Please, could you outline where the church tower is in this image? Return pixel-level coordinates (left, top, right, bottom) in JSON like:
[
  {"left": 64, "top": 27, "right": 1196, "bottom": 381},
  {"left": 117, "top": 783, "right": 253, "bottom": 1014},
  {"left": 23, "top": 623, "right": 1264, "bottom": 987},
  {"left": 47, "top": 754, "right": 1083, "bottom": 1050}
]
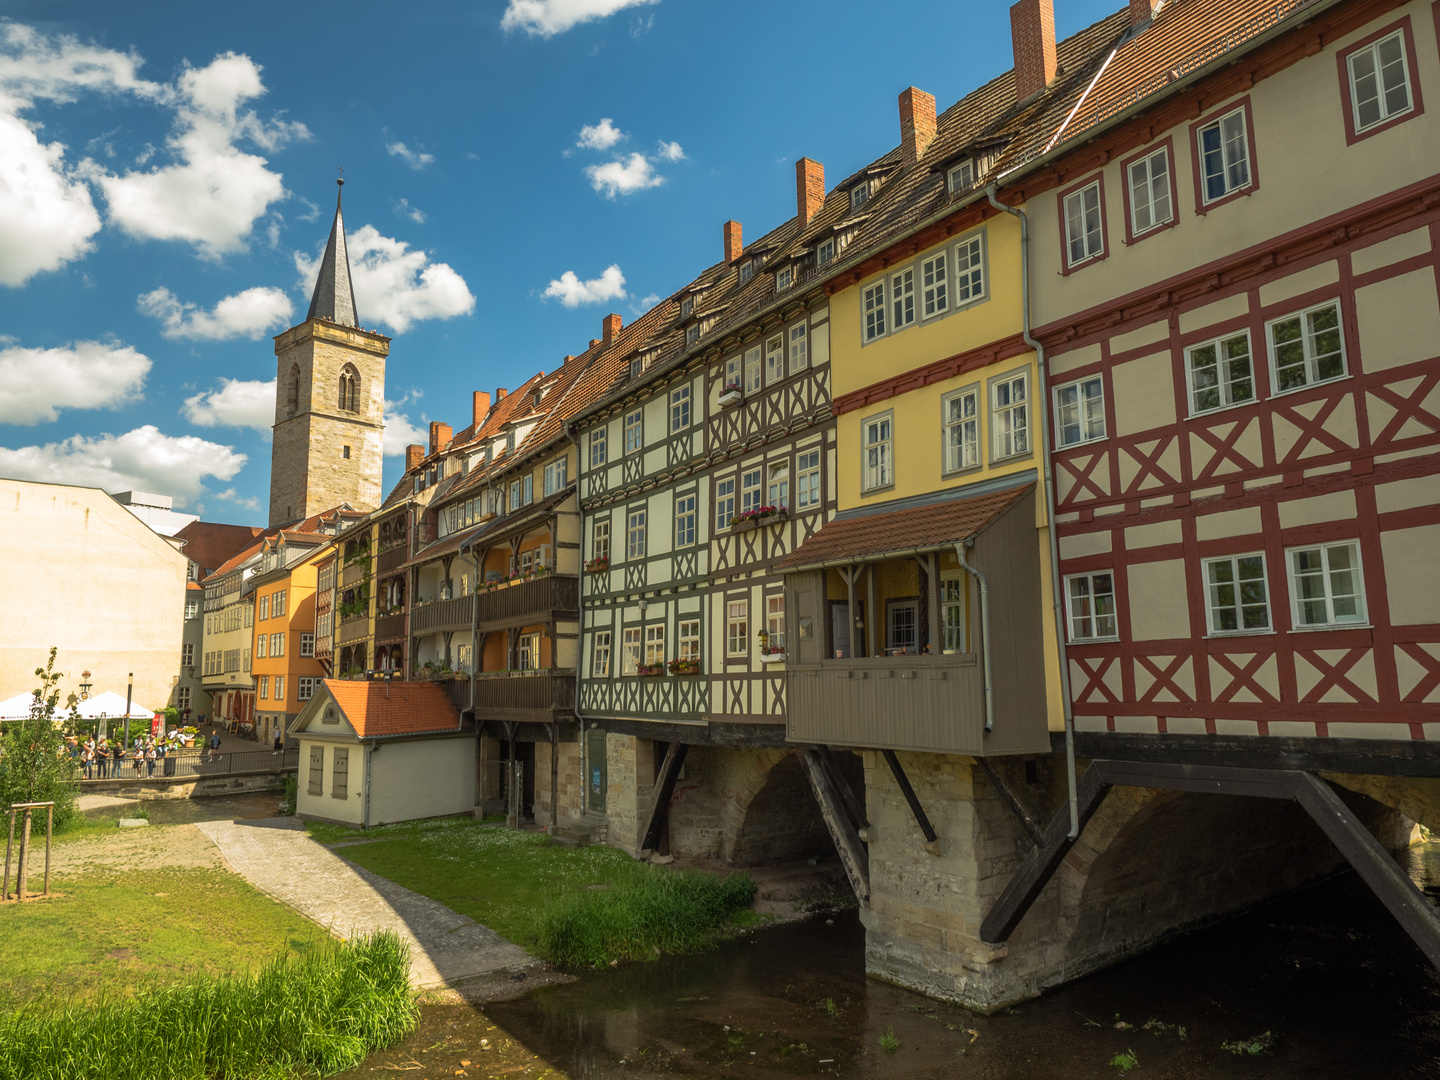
[{"left": 268, "top": 180, "right": 389, "bottom": 528}]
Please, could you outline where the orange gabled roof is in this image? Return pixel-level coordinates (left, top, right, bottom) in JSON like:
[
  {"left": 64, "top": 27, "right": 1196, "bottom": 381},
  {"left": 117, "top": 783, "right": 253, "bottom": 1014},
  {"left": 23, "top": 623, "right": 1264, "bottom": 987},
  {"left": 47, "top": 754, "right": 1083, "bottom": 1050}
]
[{"left": 319, "top": 679, "right": 462, "bottom": 738}]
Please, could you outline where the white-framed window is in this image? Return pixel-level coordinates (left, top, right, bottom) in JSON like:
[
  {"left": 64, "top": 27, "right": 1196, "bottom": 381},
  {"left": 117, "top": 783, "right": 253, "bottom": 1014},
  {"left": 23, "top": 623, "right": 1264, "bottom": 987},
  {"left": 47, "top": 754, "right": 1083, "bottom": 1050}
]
[
  {"left": 523, "top": 474, "right": 533, "bottom": 505},
  {"left": 1054, "top": 376, "right": 1106, "bottom": 447},
  {"left": 256, "top": 635, "right": 267, "bottom": 659},
  {"left": 943, "top": 387, "right": 980, "bottom": 473},
  {"left": 1063, "top": 181, "right": 1103, "bottom": 265},
  {"left": 590, "top": 428, "right": 607, "bottom": 468},
  {"left": 1205, "top": 553, "right": 1271, "bottom": 634},
  {"left": 788, "top": 323, "right": 807, "bottom": 373},
  {"left": 274, "top": 675, "right": 284, "bottom": 702},
  {"left": 185, "top": 599, "right": 198, "bottom": 620},
  {"left": 1347, "top": 30, "right": 1413, "bottom": 132},
  {"left": 544, "top": 457, "right": 568, "bottom": 495},
  {"left": 675, "top": 494, "right": 696, "bottom": 547},
  {"left": 271, "top": 632, "right": 285, "bottom": 657},
  {"left": 626, "top": 509, "right": 646, "bottom": 560},
  {"left": 300, "top": 633, "right": 315, "bottom": 658},
  {"left": 258, "top": 595, "right": 270, "bottom": 621},
  {"left": 621, "top": 627, "right": 642, "bottom": 675},
  {"left": 1288, "top": 541, "right": 1367, "bottom": 628},
  {"left": 273, "top": 591, "right": 287, "bottom": 617},
  {"left": 724, "top": 354, "right": 741, "bottom": 390},
  {"left": 887, "top": 600, "right": 918, "bottom": 654},
  {"left": 298, "top": 676, "right": 318, "bottom": 701},
  {"left": 593, "top": 518, "right": 610, "bottom": 561},
  {"left": 1185, "top": 331, "right": 1254, "bottom": 414},
  {"left": 947, "top": 158, "right": 974, "bottom": 193},
  {"left": 727, "top": 600, "right": 748, "bottom": 656},
  {"left": 1198, "top": 107, "right": 1251, "bottom": 202},
  {"left": 644, "top": 624, "right": 665, "bottom": 666},
  {"left": 669, "top": 385, "right": 691, "bottom": 432},
  {"left": 991, "top": 371, "right": 1029, "bottom": 460},
  {"left": 686, "top": 324, "right": 700, "bottom": 347},
  {"left": 921, "top": 252, "right": 948, "bottom": 318},
  {"left": 775, "top": 267, "right": 793, "bottom": 291},
  {"left": 1065, "top": 571, "right": 1118, "bottom": 641},
  {"left": 955, "top": 232, "right": 985, "bottom": 303},
  {"left": 767, "top": 462, "right": 789, "bottom": 507},
  {"left": 863, "top": 281, "right": 886, "bottom": 342},
  {"left": 766, "top": 335, "right": 784, "bottom": 384},
  {"left": 519, "top": 632, "right": 540, "bottom": 671},
  {"left": 766, "top": 594, "right": 785, "bottom": 647},
  {"left": 510, "top": 480, "right": 521, "bottom": 511},
  {"left": 592, "top": 630, "right": 612, "bottom": 678},
  {"left": 259, "top": 675, "right": 269, "bottom": 699},
  {"left": 850, "top": 184, "right": 869, "bottom": 211},
  {"left": 941, "top": 574, "right": 967, "bottom": 652},
  {"left": 678, "top": 619, "right": 700, "bottom": 661},
  {"left": 863, "top": 413, "right": 893, "bottom": 491},
  {"left": 891, "top": 268, "right": 915, "bottom": 330},
  {"left": 1127, "top": 147, "right": 1172, "bottom": 235},
  {"left": 738, "top": 260, "right": 755, "bottom": 284},
  {"left": 624, "top": 409, "right": 643, "bottom": 454},
  {"left": 817, "top": 238, "right": 835, "bottom": 266},
  {"left": 176, "top": 686, "right": 190, "bottom": 711},
  {"left": 716, "top": 477, "right": 735, "bottom": 525},
  {"left": 316, "top": 612, "right": 332, "bottom": 640},
  {"left": 181, "top": 642, "right": 195, "bottom": 667},
  {"left": 741, "top": 468, "right": 763, "bottom": 513},
  {"left": 796, "top": 450, "right": 821, "bottom": 509},
  {"left": 680, "top": 295, "right": 694, "bottom": 319},
  {"left": 1268, "top": 301, "right": 1345, "bottom": 393},
  {"left": 744, "top": 346, "right": 763, "bottom": 394}
]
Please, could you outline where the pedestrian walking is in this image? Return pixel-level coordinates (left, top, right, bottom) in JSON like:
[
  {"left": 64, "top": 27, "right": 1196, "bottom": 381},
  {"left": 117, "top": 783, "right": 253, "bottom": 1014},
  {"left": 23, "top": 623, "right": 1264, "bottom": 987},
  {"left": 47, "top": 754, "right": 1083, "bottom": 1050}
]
[
  {"left": 112, "top": 741, "right": 123, "bottom": 775},
  {"left": 145, "top": 745, "right": 157, "bottom": 777},
  {"left": 209, "top": 730, "right": 221, "bottom": 763},
  {"left": 97, "top": 738, "right": 109, "bottom": 779},
  {"left": 273, "top": 730, "right": 283, "bottom": 754},
  {"left": 80, "top": 745, "right": 92, "bottom": 780}
]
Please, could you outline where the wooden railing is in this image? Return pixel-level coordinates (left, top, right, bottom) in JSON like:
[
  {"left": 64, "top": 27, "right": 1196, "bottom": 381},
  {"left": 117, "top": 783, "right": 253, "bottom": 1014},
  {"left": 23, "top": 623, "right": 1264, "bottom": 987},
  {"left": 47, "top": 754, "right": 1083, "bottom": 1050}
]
[
  {"left": 411, "top": 595, "right": 472, "bottom": 635},
  {"left": 375, "top": 612, "right": 406, "bottom": 641},
  {"left": 340, "top": 560, "right": 369, "bottom": 588},
  {"left": 377, "top": 545, "right": 408, "bottom": 574},
  {"left": 472, "top": 671, "right": 576, "bottom": 715},
  {"left": 475, "top": 575, "right": 579, "bottom": 633},
  {"left": 336, "top": 617, "right": 370, "bottom": 645}
]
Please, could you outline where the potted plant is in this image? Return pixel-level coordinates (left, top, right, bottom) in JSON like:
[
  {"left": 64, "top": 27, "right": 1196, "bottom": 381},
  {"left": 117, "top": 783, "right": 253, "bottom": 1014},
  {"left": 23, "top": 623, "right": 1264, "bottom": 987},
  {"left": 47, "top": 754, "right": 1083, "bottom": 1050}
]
[
  {"left": 668, "top": 657, "right": 701, "bottom": 675},
  {"left": 635, "top": 662, "right": 664, "bottom": 677},
  {"left": 729, "top": 504, "right": 789, "bottom": 531},
  {"left": 758, "top": 629, "right": 785, "bottom": 662},
  {"left": 718, "top": 381, "right": 744, "bottom": 408},
  {"left": 585, "top": 555, "right": 611, "bottom": 573}
]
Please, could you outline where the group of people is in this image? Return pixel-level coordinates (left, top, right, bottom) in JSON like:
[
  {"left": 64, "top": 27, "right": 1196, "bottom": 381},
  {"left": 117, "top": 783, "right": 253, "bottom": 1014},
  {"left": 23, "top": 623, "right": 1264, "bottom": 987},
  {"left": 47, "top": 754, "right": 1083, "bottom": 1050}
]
[{"left": 68, "top": 729, "right": 225, "bottom": 779}]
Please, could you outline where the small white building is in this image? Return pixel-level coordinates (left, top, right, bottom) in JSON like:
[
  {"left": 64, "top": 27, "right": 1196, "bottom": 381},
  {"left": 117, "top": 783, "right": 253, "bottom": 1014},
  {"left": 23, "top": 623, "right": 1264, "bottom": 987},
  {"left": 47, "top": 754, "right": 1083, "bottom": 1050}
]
[{"left": 292, "top": 679, "right": 474, "bottom": 827}]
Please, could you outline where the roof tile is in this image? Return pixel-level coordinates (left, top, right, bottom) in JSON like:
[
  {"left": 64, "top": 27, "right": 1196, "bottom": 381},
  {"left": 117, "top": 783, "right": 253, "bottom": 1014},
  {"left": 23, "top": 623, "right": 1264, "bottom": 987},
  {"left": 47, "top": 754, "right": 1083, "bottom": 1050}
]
[{"left": 320, "top": 679, "right": 462, "bottom": 738}]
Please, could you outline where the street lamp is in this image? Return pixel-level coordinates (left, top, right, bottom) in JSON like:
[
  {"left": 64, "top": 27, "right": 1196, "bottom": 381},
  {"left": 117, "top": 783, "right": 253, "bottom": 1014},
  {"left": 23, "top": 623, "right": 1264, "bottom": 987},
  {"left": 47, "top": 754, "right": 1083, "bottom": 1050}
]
[{"left": 78, "top": 671, "right": 92, "bottom": 700}]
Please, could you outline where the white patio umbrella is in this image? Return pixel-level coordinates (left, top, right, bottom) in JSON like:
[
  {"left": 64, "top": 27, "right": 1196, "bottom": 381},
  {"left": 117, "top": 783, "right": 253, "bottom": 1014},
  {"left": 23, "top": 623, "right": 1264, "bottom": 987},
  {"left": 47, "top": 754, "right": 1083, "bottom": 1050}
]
[
  {"left": 0, "top": 692, "right": 38, "bottom": 721},
  {"left": 73, "top": 691, "right": 154, "bottom": 720}
]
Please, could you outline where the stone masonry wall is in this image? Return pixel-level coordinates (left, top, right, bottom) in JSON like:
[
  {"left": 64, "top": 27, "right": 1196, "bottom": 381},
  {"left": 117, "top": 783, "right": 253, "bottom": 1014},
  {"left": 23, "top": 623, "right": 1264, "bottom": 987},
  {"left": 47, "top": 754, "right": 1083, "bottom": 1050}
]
[{"left": 533, "top": 739, "right": 584, "bottom": 829}]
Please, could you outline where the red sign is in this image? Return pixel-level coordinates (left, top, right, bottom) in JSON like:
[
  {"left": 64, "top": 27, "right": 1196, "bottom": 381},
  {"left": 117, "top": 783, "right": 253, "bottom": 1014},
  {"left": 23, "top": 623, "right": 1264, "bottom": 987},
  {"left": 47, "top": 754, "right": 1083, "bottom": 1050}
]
[{"left": 151, "top": 716, "right": 161, "bottom": 735}]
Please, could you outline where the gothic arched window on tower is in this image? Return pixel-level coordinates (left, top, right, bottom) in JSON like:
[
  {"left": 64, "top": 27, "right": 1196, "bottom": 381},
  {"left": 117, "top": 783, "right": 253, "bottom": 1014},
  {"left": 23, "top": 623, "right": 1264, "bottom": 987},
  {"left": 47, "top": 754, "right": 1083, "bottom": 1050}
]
[
  {"left": 338, "top": 364, "right": 360, "bottom": 411},
  {"left": 287, "top": 364, "right": 300, "bottom": 415}
]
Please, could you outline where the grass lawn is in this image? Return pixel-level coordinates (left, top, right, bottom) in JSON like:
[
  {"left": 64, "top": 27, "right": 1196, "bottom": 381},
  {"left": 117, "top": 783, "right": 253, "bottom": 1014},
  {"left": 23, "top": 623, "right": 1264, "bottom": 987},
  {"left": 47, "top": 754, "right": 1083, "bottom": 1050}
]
[{"left": 0, "top": 867, "right": 317, "bottom": 1006}]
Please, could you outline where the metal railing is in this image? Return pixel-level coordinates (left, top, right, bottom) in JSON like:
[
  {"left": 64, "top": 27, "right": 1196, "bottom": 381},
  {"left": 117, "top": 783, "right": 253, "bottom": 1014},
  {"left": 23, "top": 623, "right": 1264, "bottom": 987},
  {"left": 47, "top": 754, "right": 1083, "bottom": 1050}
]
[{"left": 79, "top": 748, "right": 299, "bottom": 783}]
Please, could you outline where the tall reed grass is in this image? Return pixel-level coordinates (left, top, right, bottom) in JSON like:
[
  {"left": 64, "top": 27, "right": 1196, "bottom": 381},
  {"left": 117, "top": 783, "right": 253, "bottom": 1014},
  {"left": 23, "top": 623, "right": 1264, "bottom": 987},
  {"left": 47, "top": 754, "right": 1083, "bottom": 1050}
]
[
  {"left": 0, "top": 932, "right": 416, "bottom": 1080},
  {"left": 538, "top": 867, "right": 757, "bottom": 968}
]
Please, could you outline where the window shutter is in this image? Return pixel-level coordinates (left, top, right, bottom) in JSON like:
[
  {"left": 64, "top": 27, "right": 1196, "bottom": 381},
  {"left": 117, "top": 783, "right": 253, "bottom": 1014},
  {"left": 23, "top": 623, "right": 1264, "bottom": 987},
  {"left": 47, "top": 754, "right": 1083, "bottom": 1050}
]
[
  {"left": 333, "top": 748, "right": 349, "bottom": 799},
  {"left": 308, "top": 746, "right": 324, "bottom": 795}
]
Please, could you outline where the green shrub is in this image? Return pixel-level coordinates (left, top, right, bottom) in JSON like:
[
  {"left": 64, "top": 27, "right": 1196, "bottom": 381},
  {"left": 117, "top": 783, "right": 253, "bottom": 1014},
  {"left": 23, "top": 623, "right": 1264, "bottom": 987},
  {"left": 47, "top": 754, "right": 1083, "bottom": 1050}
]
[
  {"left": 537, "top": 867, "right": 757, "bottom": 968},
  {"left": 0, "top": 932, "right": 416, "bottom": 1080}
]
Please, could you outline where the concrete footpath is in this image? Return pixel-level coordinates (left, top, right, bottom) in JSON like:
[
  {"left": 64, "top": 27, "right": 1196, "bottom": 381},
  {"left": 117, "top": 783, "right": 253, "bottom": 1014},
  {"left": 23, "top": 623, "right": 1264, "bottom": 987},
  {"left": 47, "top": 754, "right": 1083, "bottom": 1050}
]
[{"left": 195, "top": 817, "right": 536, "bottom": 991}]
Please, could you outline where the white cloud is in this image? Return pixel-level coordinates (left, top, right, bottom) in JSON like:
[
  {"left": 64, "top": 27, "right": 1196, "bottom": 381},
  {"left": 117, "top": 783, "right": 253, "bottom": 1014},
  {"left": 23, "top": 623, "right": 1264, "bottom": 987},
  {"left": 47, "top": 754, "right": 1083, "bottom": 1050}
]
[
  {"left": 89, "top": 52, "right": 308, "bottom": 258},
  {"left": 585, "top": 152, "right": 664, "bottom": 198},
  {"left": 181, "top": 378, "right": 276, "bottom": 433},
  {"left": 211, "top": 487, "right": 259, "bottom": 511},
  {"left": 392, "top": 197, "right": 426, "bottom": 225},
  {"left": 382, "top": 402, "right": 427, "bottom": 456},
  {"left": 386, "top": 139, "right": 434, "bottom": 170},
  {"left": 577, "top": 118, "right": 624, "bottom": 151},
  {"left": 295, "top": 224, "right": 474, "bottom": 334},
  {"left": 0, "top": 425, "right": 246, "bottom": 505},
  {"left": 501, "top": 0, "right": 660, "bottom": 37},
  {"left": 0, "top": 23, "right": 164, "bottom": 106},
  {"left": 0, "top": 340, "right": 150, "bottom": 424},
  {"left": 138, "top": 285, "right": 293, "bottom": 341},
  {"left": 656, "top": 139, "right": 684, "bottom": 162},
  {"left": 542, "top": 264, "right": 626, "bottom": 309}
]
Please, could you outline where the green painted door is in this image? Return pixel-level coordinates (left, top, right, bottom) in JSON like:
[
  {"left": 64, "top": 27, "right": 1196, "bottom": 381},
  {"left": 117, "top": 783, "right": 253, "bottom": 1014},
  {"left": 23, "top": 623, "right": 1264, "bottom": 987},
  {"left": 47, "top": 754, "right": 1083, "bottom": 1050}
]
[{"left": 586, "top": 728, "right": 607, "bottom": 813}]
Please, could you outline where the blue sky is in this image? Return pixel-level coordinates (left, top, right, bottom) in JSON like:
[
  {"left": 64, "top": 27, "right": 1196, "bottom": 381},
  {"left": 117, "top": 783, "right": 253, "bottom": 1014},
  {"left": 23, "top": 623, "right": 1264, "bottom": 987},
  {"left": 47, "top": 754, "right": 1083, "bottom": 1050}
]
[{"left": 0, "top": 0, "right": 1118, "bottom": 523}]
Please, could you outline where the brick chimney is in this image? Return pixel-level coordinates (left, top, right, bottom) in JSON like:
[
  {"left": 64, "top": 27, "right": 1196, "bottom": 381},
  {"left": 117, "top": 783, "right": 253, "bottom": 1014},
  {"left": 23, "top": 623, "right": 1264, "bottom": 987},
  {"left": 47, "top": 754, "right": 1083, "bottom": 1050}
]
[
  {"left": 724, "top": 220, "right": 743, "bottom": 264},
  {"left": 603, "top": 313, "right": 622, "bottom": 345},
  {"left": 1130, "top": 0, "right": 1158, "bottom": 27},
  {"left": 429, "top": 421, "right": 452, "bottom": 454},
  {"left": 898, "top": 89, "right": 937, "bottom": 169},
  {"left": 405, "top": 444, "right": 424, "bottom": 472},
  {"left": 796, "top": 159, "right": 824, "bottom": 226},
  {"left": 472, "top": 391, "right": 490, "bottom": 427},
  {"left": 1011, "top": 0, "right": 1057, "bottom": 102},
  {"left": 496, "top": 387, "right": 508, "bottom": 401}
]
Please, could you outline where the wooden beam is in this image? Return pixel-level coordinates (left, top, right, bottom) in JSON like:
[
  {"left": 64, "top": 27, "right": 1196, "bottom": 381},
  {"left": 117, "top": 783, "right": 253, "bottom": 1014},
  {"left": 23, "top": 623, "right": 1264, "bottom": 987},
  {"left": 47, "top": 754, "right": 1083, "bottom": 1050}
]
[
  {"left": 639, "top": 741, "right": 689, "bottom": 853},
  {"left": 1059, "top": 731, "right": 1440, "bottom": 778},
  {"left": 796, "top": 747, "right": 869, "bottom": 906},
  {"left": 1291, "top": 771, "right": 1440, "bottom": 968},
  {"left": 980, "top": 762, "right": 1111, "bottom": 944},
  {"left": 817, "top": 745, "right": 868, "bottom": 832},
  {"left": 976, "top": 759, "right": 1044, "bottom": 845},
  {"left": 881, "top": 749, "right": 937, "bottom": 844}
]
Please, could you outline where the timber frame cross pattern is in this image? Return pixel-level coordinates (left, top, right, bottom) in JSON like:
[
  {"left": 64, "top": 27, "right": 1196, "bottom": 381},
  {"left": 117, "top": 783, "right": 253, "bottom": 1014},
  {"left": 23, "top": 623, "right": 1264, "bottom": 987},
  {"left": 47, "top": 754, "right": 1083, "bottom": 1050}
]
[{"left": 980, "top": 762, "right": 1440, "bottom": 968}]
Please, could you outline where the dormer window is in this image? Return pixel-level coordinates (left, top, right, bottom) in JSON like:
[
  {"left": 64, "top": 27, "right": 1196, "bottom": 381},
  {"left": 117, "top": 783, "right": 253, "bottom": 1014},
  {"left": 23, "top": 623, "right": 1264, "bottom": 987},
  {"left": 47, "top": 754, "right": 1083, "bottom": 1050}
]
[
  {"left": 686, "top": 324, "right": 700, "bottom": 346},
  {"left": 738, "top": 260, "right": 755, "bottom": 284},
  {"left": 948, "top": 159, "right": 975, "bottom": 193},
  {"left": 680, "top": 295, "right": 694, "bottom": 319},
  {"left": 817, "top": 239, "right": 835, "bottom": 266},
  {"left": 776, "top": 266, "right": 793, "bottom": 291},
  {"left": 630, "top": 356, "right": 643, "bottom": 380},
  {"left": 850, "top": 184, "right": 869, "bottom": 212},
  {"left": 533, "top": 388, "right": 543, "bottom": 407}
]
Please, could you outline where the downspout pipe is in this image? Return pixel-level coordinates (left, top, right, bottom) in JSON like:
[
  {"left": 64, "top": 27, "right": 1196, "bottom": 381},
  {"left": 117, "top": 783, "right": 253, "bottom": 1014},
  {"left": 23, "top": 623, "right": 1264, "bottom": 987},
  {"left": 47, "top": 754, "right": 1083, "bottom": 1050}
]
[
  {"left": 363, "top": 738, "right": 378, "bottom": 828},
  {"left": 461, "top": 540, "right": 482, "bottom": 717},
  {"left": 954, "top": 540, "right": 993, "bottom": 733},
  {"left": 986, "top": 184, "right": 1081, "bottom": 840}
]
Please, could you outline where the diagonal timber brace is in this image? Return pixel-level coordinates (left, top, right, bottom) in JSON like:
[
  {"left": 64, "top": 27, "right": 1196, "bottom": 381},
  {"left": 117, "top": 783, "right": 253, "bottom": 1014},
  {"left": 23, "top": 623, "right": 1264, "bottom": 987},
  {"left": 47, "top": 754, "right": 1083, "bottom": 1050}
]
[
  {"left": 639, "top": 742, "right": 688, "bottom": 854},
  {"left": 796, "top": 747, "right": 870, "bottom": 906},
  {"left": 881, "top": 749, "right": 938, "bottom": 844}
]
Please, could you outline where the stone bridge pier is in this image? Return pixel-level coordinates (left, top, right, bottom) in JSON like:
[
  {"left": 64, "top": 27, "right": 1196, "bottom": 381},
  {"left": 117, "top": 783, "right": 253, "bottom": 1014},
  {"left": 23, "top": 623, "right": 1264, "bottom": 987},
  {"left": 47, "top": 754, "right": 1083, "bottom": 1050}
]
[{"left": 857, "top": 750, "right": 1427, "bottom": 1013}]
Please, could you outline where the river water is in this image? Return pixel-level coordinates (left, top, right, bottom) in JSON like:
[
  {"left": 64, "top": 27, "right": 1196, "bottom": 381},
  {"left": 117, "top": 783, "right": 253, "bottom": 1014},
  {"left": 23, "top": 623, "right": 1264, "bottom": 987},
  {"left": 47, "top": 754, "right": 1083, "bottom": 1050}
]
[{"left": 345, "top": 841, "right": 1440, "bottom": 1080}]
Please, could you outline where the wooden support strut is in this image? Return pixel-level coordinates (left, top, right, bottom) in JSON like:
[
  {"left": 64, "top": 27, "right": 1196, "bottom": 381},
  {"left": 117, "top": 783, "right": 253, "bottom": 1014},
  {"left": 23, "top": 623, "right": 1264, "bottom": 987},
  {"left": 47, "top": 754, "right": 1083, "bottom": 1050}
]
[
  {"left": 796, "top": 747, "right": 870, "bottom": 906},
  {"left": 976, "top": 758, "right": 1044, "bottom": 845},
  {"left": 640, "top": 742, "right": 689, "bottom": 853},
  {"left": 881, "top": 749, "right": 937, "bottom": 844},
  {"left": 816, "top": 745, "right": 868, "bottom": 833}
]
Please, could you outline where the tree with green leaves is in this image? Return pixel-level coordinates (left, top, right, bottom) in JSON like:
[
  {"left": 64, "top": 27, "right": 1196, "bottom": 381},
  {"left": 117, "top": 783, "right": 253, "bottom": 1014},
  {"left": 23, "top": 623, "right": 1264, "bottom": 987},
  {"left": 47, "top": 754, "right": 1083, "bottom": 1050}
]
[{"left": 0, "top": 648, "right": 80, "bottom": 829}]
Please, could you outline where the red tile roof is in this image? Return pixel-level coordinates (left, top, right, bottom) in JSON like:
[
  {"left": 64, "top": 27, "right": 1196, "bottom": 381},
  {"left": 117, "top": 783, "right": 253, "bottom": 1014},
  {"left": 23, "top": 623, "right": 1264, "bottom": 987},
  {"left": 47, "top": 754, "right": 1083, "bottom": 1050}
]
[
  {"left": 320, "top": 679, "right": 462, "bottom": 737},
  {"left": 774, "top": 483, "right": 1034, "bottom": 571}
]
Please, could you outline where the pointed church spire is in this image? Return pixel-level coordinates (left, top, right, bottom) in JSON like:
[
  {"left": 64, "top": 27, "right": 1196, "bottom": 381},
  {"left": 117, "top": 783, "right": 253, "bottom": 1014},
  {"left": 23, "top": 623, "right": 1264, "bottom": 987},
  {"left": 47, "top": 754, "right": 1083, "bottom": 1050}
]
[{"left": 306, "top": 179, "right": 359, "bottom": 328}]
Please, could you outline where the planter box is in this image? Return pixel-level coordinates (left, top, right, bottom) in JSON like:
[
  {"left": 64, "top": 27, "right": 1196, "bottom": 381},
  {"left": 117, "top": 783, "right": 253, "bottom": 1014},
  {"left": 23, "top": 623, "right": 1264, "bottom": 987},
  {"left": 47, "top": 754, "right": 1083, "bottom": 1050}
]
[
  {"left": 668, "top": 666, "right": 702, "bottom": 676},
  {"left": 719, "top": 389, "right": 744, "bottom": 408},
  {"left": 635, "top": 668, "right": 664, "bottom": 678},
  {"left": 730, "top": 511, "right": 788, "bottom": 533},
  {"left": 758, "top": 652, "right": 787, "bottom": 664}
]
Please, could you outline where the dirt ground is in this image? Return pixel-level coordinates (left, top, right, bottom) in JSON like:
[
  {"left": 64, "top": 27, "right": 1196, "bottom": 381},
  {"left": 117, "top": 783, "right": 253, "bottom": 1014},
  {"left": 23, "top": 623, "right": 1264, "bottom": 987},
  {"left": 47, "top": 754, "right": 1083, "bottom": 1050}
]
[{"left": 47, "top": 823, "right": 223, "bottom": 876}]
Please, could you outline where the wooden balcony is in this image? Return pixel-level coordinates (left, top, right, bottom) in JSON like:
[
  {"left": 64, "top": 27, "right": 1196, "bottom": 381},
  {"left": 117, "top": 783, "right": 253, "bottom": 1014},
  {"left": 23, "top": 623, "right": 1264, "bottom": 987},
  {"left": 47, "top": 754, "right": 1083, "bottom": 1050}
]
[
  {"left": 410, "top": 595, "right": 472, "bottom": 635},
  {"left": 475, "top": 574, "right": 578, "bottom": 634},
  {"left": 377, "top": 544, "right": 408, "bottom": 574},
  {"left": 340, "top": 559, "right": 369, "bottom": 588},
  {"left": 375, "top": 611, "right": 406, "bottom": 642},
  {"left": 472, "top": 670, "right": 576, "bottom": 719},
  {"left": 336, "top": 616, "right": 370, "bottom": 646}
]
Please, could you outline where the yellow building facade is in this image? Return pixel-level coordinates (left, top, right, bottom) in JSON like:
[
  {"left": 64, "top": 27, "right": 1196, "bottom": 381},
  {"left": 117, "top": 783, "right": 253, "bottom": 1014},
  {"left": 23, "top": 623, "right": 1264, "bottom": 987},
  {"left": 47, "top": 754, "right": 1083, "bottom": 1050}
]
[{"left": 252, "top": 538, "right": 329, "bottom": 745}]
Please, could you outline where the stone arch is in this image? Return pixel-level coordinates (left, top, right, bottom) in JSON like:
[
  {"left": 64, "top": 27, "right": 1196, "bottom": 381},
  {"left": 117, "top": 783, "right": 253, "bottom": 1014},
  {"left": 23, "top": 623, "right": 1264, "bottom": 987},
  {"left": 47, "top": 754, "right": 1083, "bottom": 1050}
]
[
  {"left": 727, "top": 749, "right": 859, "bottom": 866},
  {"left": 286, "top": 364, "right": 300, "bottom": 415},
  {"left": 337, "top": 363, "right": 359, "bottom": 412}
]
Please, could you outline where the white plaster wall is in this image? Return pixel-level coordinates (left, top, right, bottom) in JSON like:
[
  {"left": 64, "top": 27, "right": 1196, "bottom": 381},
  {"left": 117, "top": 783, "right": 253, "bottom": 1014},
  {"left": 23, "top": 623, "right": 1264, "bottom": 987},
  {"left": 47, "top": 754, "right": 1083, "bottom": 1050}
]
[{"left": 367, "top": 736, "right": 475, "bottom": 825}]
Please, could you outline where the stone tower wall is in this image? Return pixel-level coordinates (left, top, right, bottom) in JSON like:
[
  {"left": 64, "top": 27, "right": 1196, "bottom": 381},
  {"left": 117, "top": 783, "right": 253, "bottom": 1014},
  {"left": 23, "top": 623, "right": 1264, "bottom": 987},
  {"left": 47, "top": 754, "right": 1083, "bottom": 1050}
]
[{"left": 268, "top": 321, "right": 389, "bottom": 527}]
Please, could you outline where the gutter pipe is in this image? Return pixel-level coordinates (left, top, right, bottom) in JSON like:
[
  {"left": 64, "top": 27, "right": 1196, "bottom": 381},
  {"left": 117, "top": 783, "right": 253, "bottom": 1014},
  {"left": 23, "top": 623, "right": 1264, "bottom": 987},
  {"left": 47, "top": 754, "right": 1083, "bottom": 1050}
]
[
  {"left": 985, "top": 184, "right": 1081, "bottom": 840},
  {"left": 953, "top": 540, "right": 993, "bottom": 734}
]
